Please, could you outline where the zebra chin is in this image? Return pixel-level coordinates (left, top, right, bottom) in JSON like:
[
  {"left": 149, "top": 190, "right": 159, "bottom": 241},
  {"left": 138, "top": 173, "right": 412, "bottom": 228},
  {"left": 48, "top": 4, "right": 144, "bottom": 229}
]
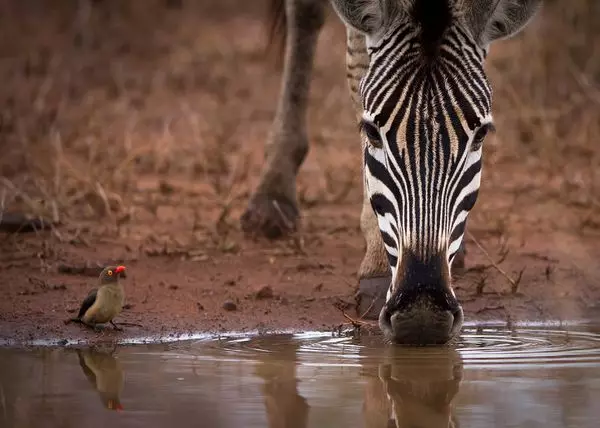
[{"left": 378, "top": 251, "right": 464, "bottom": 345}]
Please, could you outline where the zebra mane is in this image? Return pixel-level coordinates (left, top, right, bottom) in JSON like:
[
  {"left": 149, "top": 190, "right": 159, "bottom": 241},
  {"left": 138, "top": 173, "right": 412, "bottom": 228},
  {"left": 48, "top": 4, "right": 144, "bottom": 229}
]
[
  {"left": 332, "top": 0, "right": 462, "bottom": 41},
  {"left": 410, "top": 0, "right": 454, "bottom": 60}
]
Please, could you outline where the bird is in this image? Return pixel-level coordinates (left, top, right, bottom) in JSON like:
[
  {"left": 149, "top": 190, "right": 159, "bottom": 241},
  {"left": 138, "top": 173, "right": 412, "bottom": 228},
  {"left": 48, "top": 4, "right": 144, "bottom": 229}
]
[
  {"left": 77, "top": 348, "right": 124, "bottom": 411},
  {"left": 65, "top": 265, "right": 127, "bottom": 331}
]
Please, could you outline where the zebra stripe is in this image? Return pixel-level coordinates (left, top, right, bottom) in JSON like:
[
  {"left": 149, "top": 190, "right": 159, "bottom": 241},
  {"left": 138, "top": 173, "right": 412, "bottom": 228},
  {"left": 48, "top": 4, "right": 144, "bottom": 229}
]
[{"left": 359, "top": 18, "right": 493, "bottom": 289}]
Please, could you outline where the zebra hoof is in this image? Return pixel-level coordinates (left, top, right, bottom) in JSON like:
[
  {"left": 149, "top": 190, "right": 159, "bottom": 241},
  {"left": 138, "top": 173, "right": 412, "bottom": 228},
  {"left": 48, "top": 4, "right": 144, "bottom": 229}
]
[
  {"left": 355, "top": 276, "right": 391, "bottom": 321},
  {"left": 240, "top": 194, "right": 299, "bottom": 240}
]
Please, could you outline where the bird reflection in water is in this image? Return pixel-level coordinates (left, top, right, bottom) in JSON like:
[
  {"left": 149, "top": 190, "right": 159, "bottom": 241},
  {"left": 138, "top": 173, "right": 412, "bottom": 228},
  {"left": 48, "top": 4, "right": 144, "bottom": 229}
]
[
  {"left": 363, "top": 346, "right": 463, "bottom": 428},
  {"left": 76, "top": 347, "right": 125, "bottom": 411}
]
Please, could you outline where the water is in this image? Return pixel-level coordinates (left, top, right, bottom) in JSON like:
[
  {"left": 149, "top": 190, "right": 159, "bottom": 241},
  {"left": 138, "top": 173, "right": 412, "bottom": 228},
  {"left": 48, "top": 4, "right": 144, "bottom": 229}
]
[{"left": 1, "top": 324, "right": 600, "bottom": 428}]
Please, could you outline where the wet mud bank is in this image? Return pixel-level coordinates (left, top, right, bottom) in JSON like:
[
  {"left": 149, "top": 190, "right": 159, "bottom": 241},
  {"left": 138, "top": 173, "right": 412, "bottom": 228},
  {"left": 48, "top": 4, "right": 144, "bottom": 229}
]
[{"left": 1, "top": 234, "right": 599, "bottom": 348}]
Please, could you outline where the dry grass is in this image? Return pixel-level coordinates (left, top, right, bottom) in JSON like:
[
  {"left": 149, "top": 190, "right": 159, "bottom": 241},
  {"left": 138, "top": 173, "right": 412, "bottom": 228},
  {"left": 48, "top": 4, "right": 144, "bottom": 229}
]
[
  {"left": 0, "top": 1, "right": 265, "bottom": 243},
  {"left": 0, "top": 0, "right": 598, "bottom": 251}
]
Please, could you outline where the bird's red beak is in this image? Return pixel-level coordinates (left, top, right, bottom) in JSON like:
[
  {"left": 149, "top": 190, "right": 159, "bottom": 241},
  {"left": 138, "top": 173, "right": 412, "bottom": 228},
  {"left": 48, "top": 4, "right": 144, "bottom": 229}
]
[
  {"left": 115, "top": 266, "right": 126, "bottom": 274},
  {"left": 108, "top": 399, "right": 124, "bottom": 411}
]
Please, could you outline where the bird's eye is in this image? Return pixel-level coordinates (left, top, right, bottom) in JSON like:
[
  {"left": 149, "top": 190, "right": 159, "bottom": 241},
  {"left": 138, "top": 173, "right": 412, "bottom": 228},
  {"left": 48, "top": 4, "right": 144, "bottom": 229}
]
[
  {"left": 361, "top": 120, "right": 383, "bottom": 149},
  {"left": 107, "top": 270, "right": 113, "bottom": 276},
  {"left": 471, "top": 123, "right": 495, "bottom": 151}
]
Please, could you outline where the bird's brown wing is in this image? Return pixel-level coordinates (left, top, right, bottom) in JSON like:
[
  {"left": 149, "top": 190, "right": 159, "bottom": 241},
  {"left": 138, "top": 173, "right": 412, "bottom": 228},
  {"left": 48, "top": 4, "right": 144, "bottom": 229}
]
[{"left": 77, "top": 288, "right": 98, "bottom": 319}]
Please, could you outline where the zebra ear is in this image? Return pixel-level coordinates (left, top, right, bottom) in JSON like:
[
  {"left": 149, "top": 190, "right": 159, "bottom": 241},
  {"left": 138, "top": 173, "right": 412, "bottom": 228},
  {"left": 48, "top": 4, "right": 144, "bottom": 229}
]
[
  {"left": 329, "top": 0, "right": 405, "bottom": 35},
  {"left": 465, "top": 0, "right": 543, "bottom": 47}
]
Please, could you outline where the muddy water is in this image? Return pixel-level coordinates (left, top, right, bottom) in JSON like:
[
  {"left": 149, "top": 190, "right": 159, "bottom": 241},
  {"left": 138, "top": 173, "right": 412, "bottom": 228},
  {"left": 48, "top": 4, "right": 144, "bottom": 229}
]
[{"left": 1, "top": 324, "right": 600, "bottom": 428}]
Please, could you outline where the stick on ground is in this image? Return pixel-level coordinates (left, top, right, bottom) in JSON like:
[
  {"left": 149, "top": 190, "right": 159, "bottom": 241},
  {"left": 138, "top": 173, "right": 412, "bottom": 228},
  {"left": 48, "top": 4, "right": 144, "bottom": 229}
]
[{"left": 467, "top": 231, "right": 524, "bottom": 294}]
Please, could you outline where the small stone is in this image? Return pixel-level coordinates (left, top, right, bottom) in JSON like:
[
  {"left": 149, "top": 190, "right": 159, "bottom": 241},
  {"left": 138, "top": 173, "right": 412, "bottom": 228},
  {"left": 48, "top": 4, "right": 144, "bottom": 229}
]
[
  {"left": 255, "top": 285, "right": 274, "bottom": 300},
  {"left": 197, "top": 302, "right": 204, "bottom": 311},
  {"left": 168, "top": 284, "right": 179, "bottom": 290},
  {"left": 224, "top": 279, "right": 236, "bottom": 287},
  {"left": 222, "top": 300, "right": 237, "bottom": 311},
  {"left": 159, "top": 180, "right": 175, "bottom": 195},
  {"left": 123, "top": 304, "right": 134, "bottom": 310},
  {"left": 313, "top": 283, "right": 323, "bottom": 291}
]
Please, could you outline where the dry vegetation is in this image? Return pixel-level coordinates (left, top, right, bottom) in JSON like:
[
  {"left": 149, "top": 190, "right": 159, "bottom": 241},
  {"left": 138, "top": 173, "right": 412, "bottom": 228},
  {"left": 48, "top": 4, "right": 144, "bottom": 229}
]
[
  {"left": 0, "top": 0, "right": 598, "bottom": 341},
  {"left": 0, "top": 0, "right": 598, "bottom": 242}
]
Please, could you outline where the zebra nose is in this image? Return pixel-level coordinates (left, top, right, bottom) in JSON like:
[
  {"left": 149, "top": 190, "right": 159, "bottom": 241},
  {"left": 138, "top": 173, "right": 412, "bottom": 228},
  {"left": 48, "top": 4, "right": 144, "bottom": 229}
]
[
  {"left": 379, "top": 302, "right": 463, "bottom": 345},
  {"left": 379, "top": 251, "right": 463, "bottom": 345}
]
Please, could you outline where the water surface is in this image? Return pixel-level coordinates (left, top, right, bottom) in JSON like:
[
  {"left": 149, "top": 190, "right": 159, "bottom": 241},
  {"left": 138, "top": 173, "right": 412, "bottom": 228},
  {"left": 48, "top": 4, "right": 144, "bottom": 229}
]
[{"left": 1, "top": 323, "right": 600, "bottom": 427}]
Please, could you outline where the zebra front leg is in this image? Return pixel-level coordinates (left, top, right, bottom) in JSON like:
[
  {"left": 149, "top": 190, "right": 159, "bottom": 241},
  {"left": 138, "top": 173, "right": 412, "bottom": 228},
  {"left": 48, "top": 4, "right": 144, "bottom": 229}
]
[
  {"left": 241, "top": 0, "right": 325, "bottom": 239},
  {"left": 355, "top": 187, "right": 392, "bottom": 320},
  {"left": 342, "top": 28, "right": 392, "bottom": 320}
]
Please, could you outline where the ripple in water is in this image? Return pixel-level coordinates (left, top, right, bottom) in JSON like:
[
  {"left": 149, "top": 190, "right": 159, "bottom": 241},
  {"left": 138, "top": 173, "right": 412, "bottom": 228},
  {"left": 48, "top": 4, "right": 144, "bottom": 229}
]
[
  {"left": 458, "top": 327, "right": 600, "bottom": 369},
  {"left": 191, "top": 324, "right": 600, "bottom": 370}
]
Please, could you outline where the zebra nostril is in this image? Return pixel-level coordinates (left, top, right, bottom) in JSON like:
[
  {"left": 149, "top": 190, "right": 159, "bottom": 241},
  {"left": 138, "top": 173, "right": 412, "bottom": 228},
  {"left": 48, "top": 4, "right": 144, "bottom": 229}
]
[
  {"left": 450, "top": 306, "right": 464, "bottom": 338},
  {"left": 381, "top": 306, "right": 393, "bottom": 327}
]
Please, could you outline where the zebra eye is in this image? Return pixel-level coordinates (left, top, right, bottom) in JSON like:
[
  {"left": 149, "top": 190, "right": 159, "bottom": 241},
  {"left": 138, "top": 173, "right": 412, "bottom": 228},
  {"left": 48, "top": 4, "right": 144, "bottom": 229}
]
[
  {"left": 471, "top": 124, "right": 493, "bottom": 151},
  {"left": 361, "top": 121, "right": 383, "bottom": 149}
]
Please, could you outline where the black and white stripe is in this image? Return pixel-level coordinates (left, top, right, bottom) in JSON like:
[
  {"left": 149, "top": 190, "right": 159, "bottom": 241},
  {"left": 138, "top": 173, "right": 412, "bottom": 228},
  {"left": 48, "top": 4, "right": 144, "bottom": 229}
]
[{"left": 358, "top": 18, "right": 494, "bottom": 296}]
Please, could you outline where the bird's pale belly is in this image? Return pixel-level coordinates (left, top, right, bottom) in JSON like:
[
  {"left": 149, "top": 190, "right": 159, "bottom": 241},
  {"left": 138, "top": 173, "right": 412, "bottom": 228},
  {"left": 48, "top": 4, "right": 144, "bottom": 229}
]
[{"left": 82, "top": 288, "right": 124, "bottom": 324}]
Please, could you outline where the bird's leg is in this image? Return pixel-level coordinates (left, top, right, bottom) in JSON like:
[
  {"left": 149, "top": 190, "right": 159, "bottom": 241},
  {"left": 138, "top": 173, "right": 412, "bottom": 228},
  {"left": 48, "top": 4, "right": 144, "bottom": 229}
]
[
  {"left": 115, "top": 321, "right": 144, "bottom": 328},
  {"left": 65, "top": 317, "right": 100, "bottom": 331},
  {"left": 89, "top": 323, "right": 103, "bottom": 332},
  {"left": 110, "top": 321, "right": 124, "bottom": 331},
  {"left": 76, "top": 319, "right": 102, "bottom": 332}
]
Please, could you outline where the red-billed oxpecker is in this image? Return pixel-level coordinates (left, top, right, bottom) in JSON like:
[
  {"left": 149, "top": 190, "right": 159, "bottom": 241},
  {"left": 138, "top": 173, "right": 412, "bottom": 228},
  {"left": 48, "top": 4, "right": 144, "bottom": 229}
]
[{"left": 66, "top": 265, "right": 127, "bottom": 331}]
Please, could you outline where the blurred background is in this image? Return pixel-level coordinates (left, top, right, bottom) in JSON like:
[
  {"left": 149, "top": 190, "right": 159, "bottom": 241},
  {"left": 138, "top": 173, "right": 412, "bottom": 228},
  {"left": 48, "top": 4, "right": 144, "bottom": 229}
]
[{"left": 0, "top": 0, "right": 597, "bottom": 237}]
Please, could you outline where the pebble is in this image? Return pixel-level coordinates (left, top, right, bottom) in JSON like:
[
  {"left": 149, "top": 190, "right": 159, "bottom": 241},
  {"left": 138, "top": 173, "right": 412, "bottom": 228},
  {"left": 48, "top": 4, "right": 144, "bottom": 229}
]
[
  {"left": 255, "top": 285, "right": 274, "bottom": 300},
  {"left": 222, "top": 300, "right": 237, "bottom": 311}
]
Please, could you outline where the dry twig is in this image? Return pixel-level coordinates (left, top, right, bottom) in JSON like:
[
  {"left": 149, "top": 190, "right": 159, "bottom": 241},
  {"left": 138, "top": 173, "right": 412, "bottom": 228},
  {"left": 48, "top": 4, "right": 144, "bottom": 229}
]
[
  {"left": 358, "top": 294, "right": 380, "bottom": 320},
  {"left": 333, "top": 301, "right": 378, "bottom": 329},
  {"left": 467, "top": 231, "right": 524, "bottom": 294}
]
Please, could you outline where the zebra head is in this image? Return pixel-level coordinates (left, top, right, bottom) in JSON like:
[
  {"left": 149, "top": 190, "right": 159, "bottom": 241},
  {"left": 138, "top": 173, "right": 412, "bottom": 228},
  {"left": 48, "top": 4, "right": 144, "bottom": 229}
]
[{"left": 332, "top": 0, "right": 542, "bottom": 344}]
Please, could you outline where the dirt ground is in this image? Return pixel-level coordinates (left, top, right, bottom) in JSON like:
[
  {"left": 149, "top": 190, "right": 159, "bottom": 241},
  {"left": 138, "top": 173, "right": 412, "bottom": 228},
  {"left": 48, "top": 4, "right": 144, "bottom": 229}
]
[{"left": 0, "top": 0, "right": 599, "bottom": 345}]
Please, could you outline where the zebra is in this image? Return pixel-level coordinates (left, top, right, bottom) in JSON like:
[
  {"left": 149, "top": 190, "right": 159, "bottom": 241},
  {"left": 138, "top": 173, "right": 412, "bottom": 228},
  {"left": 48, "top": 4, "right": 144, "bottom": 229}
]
[
  {"left": 241, "top": 0, "right": 542, "bottom": 345},
  {"left": 363, "top": 346, "right": 463, "bottom": 427}
]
